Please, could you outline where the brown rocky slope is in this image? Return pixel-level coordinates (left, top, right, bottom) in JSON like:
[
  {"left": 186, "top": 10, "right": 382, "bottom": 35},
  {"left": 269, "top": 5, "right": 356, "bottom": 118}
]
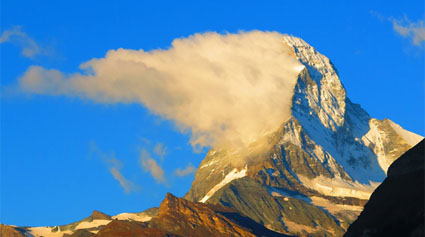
[
  {"left": 148, "top": 193, "right": 289, "bottom": 237},
  {"left": 1, "top": 193, "right": 288, "bottom": 236}
]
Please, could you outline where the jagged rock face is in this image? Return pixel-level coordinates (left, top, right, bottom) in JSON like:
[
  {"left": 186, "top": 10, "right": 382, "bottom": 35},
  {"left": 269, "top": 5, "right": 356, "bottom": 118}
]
[
  {"left": 149, "top": 193, "right": 288, "bottom": 237},
  {"left": 345, "top": 139, "right": 424, "bottom": 236},
  {"left": 185, "top": 36, "right": 423, "bottom": 236}
]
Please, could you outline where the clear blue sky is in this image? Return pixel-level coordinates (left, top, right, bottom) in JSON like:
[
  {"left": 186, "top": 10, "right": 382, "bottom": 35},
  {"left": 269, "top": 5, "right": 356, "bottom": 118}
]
[{"left": 1, "top": 0, "right": 424, "bottom": 227}]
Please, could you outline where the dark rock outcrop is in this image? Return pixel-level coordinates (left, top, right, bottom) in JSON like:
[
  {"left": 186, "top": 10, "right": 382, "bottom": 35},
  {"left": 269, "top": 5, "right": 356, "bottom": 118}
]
[{"left": 345, "top": 139, "right": 424, "bottom": 236}]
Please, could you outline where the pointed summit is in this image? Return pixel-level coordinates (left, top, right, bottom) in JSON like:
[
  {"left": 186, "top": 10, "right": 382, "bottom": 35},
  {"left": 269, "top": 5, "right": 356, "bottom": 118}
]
[
  {"left": 90, "top": 210, "right": 111, "bottom": 220},
  {"left": 185, "top": 35, "right": 423, "bottom": 236}
]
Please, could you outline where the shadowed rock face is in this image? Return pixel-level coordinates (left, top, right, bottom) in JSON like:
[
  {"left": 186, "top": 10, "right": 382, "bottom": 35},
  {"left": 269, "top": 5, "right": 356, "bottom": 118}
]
[
  {"left": 0, "top": 224, "right": 26, "bottom": 237},
  {"left": 345, "top": 139, "right": 424, "bottom": 237},
  {"left": 148, "top": 193, "right": 288, "bottom": 237}
]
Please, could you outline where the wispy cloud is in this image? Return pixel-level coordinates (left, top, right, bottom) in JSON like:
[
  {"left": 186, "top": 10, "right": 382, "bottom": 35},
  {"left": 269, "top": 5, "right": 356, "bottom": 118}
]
[
  {"left": 371, "top": 12, "right": 425, "bottom": 47},
  {"left": 140, "top": 149, "right": 166, "bottom": 184},
  {"left": 174, "top": 163, "right": 196, "bottom": 177},
  {"left": 0, "top": 26, "right": 41, "bottom": 58},
  {"left": 16, "top": 31, "right": 302, "bottom": 153},
  {"left": 89, "top": 142, "right": 139, "bottom": 193},
  {"left": 153, "top": 143, "right": 167, "bottom": 160},
  {"left": 391, "top": 17, "right": 425, "bottom": 46},
  {"left": 109, "top": 167, "right": 135, "bottom": 193}
]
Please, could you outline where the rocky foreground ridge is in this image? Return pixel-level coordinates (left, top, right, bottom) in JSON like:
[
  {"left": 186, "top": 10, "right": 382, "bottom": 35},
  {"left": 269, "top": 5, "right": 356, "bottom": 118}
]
[
  {"left": 345, "top": 139, "right": 424, "bottom": 236},
  {"left": 0, "top": 193, "right": 287, "bottom": 237}
]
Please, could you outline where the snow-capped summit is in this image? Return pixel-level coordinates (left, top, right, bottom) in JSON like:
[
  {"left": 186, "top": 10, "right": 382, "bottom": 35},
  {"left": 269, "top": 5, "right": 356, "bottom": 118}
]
[{"left": 185, "top": 35, "right": 423, "bottom": 236}]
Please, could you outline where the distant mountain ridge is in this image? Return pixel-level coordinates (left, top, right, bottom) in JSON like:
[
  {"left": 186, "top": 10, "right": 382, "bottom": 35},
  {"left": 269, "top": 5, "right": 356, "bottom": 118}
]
[
  {"left": 1, "top": 194, "right": 287, "bottom": 237},
  {"left": 184, "top": 35, "right": 423, "bottom": 236}
]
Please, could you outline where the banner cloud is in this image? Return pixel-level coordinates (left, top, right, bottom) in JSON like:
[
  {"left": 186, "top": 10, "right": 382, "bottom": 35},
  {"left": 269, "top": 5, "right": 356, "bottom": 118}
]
[{"left": 18, "top": 31, "right": 302, "bottom": 150}]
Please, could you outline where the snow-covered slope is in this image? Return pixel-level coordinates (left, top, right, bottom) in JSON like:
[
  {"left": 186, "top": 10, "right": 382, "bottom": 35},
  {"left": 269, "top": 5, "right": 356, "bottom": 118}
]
[
  {"left": 199, "top": 165, "right": 247, "bottom": 203},
  {"left": 389, "top": 121, "right": 423, "bottom": 146},
  {"left": 112, "top": 212, "right": 153, "bottom": 222},
  {"left": 185, "top": 35, "right": 423, "bottom": 236},
  {"left": 20, "top": 209, "right": 158, "bottom": 237}
]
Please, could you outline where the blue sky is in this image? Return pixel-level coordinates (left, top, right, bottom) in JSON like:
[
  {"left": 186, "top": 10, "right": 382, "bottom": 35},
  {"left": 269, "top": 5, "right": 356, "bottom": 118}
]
[{"left": 1, "top": 0, "right": 424, "bottom": 227}]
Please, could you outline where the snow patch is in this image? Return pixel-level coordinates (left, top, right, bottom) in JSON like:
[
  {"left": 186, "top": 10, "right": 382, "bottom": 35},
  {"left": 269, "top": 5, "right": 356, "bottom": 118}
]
[
  {"left": 266, "top": 186, "right": 311, "bottom": 203},
  {"left": 75, "top": 220, "right": 111, "bottom": 230},
  {"left": 199, "top": 166, "right": 248, "bottom": 203},
  {"left": 362, "top": 120, "right": 390, "bottom": 173},
  {"left": 299, "top": 175, "right": 380, "bottom": 199},
  {"left": 27, "top": 227, "right": 72, "bottom": 237},
  {"left": 200, "top": 160, "right": 218, "bottom": 169},
  {"left": 112, "top": 212, "right": 152, "bottom": 222},
  {"left": 26, "top": 220, "right": 112, "bottom": 236},
  {"left": 295, "top": 64, "right": 305, "bottom": 72},
  {"left": 310, "top": 196, "right": 363, "bottom": 214},
  {"left": 389, "top": 120, "right": 423, "bottom": 146}
]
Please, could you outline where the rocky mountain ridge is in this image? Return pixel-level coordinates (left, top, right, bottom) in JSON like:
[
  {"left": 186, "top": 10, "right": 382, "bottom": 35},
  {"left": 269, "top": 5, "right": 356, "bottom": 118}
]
[
  {"left": 184, "top": 35, "right": 423, "bottom": 236},
  {"left": 1, "top": 194, "right": 287, "bottom": 237}
]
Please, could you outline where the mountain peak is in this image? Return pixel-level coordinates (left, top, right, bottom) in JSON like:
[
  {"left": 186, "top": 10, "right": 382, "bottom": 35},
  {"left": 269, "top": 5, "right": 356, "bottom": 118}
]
[
  {"left": 184, "top": 35, "right": 423, "bottom": 236},
  {"left": 90, "top": 210, "right": 111, "bottom": 220}
]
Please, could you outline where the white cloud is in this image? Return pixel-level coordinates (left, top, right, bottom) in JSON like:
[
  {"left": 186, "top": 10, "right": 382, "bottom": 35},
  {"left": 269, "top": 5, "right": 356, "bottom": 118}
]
[
  {"left": 18, "top": 31, "right": 302, "bottom": 152},
  {"left": 140, "top": 149, "right": 166, "bottom": 184},
  {"left": 109, "top": 167, "right": 136, "bottom": 194},
  {"left": 0, "top": 26, "right": 41, "bottom": 58},
  {"left": 89, "top": 142, "right": 139, "bottom": 193},
  {"left": 391, "top": 17, "right": 425, "bottom": 46},
  {"left": 153, "top": 143, "right": 167, "bottom": 160},
  {"left": 174, "top": 163, "right": 196, "bottom": 177},
  {"left": 370, "top": 12, "right": 425, "bottom": 47}
]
